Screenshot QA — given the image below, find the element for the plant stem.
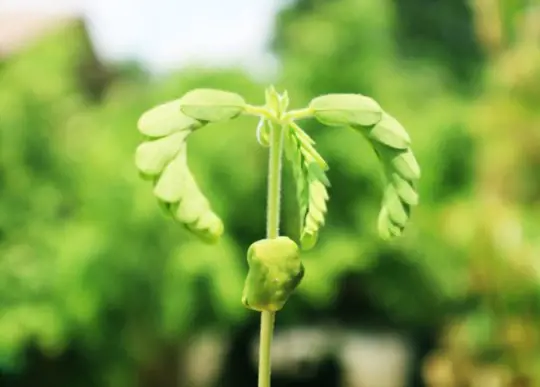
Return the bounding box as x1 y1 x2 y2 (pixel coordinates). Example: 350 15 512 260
258 122 284 387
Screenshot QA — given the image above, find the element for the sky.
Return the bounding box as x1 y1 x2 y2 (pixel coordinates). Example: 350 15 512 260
0 0 285 77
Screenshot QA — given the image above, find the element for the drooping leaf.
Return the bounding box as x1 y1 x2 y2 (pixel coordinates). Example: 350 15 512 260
179 88 246 122
135 99 225 243
309 93 383 127
370 136 420 240
322 103 421 240
162 147 224 243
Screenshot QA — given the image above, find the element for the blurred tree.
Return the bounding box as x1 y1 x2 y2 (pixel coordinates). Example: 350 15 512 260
0 20 266 387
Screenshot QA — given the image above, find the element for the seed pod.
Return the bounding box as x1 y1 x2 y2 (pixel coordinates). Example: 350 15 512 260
137 99 203 138
242 237 304 312
309 93 383 128
179 88 246 122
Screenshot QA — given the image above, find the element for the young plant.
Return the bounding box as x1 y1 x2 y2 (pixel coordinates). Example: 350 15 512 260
135 86 420 387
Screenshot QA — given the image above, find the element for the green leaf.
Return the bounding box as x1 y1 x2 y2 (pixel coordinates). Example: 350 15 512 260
382 185 409 227
135 131 190 176
378 208 404 240
135 99 224 244
284 125 330 251
152 144 187 203
392 149 421 181
391 173 418 206
375 145 421 181
357 112 410 149
164 163 224 243
341 104 420 240
242 237 304 312
256 118 271 147
137 99 203 138
309 93 383 127
179 88 246 122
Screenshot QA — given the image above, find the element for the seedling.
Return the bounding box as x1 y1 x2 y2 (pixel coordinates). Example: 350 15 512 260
135 86 420 387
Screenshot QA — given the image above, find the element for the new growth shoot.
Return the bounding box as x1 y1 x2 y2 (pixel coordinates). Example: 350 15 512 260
134 85 420 387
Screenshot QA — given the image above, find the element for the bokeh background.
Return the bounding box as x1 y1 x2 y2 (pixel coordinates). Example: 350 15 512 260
1 1 540 386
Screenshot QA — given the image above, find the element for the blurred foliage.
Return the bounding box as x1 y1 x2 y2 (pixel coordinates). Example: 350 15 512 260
1 1 540 386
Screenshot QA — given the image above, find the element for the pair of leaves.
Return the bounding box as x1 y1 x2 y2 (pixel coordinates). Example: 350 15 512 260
309 93 420 240
135 89 246 242
284 123 330 250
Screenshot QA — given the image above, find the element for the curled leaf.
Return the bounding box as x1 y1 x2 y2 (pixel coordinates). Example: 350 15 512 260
135 102 224 243
284 124 330 251
310 93 383 128
179 88 246 122
242 237 304 312
348 110 420 240
256 118 270 147
372 145 420 240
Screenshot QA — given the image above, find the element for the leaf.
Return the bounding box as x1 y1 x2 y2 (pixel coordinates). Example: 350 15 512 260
356 112 410 150
310 93 383 127
135 131 190 176
382 185 409 227
166 158 224 243
152 145 187 203
284 125 330 251
391 173 418 206
136 101 224 244
179 88 246 122
137 99 203 138
346 108 420 240
391 149 421 181
377 208 403 240
256 118 270 147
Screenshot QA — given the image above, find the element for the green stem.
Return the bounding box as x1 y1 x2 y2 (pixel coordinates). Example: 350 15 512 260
258 122 284 387
282 107 313 121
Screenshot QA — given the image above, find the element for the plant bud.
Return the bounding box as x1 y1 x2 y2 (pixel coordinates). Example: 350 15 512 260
242 237 304 312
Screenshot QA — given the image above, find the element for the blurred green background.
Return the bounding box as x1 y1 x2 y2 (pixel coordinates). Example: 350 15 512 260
1 0 540 386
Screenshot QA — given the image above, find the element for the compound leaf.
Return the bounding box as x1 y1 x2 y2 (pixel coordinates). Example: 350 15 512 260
284 124 330 250
135 98 225 243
